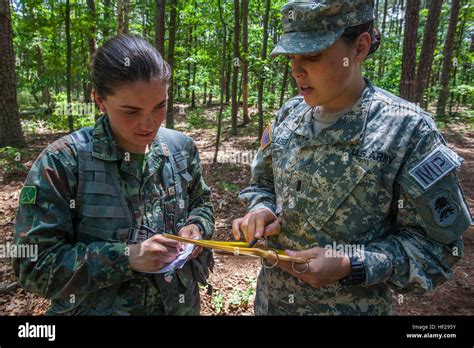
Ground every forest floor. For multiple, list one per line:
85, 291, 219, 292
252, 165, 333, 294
0, 105, 473, 315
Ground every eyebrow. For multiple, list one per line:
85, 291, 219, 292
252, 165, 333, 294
118, 99, 167, 110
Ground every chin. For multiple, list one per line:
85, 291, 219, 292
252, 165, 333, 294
303, 96, 318, 107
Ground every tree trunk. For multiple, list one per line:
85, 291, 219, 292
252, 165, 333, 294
35, 45, 52, 110
279, 61, 289, 108
225, 46, 231, 103
241, 0, 250, 125
66, 0, 73, 132
185, 25, 193, 102
399, 0, 420, 101
166, 0, 178, 129
415, 0, 442, 107
436, 0, 461, 116
257, 0, 271, 139
0, 0, 25, 147
214, 0, 227, 163
155, 0, 166, 57
230, 0, 240, 135
103, 0, 111, 39
123, 0, 129, 34
117, 0, 123, 34
377, 0, 389, 79
85, 0, 97, 103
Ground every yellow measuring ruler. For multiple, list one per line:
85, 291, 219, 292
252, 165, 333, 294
163, 233, 308, 264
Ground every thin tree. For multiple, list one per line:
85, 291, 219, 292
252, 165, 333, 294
377, 0, 389, 79
85, 0, 97, 103
65, 0, 73, 132
166, 0, 178, 129
241, 0, 250, 125
214, 0, 228, 163
415, 0, 442, 107
123, 0, 130, 34
230, 0, 240, 135
103, 0, 111, 39
118, 0, 123, 34
0, 0, 25, 147
436, 0, 461, 116
400, 0, 420, 101
155, 0, 166, 57
279, 61, 289, 108
257, 0, 271, 139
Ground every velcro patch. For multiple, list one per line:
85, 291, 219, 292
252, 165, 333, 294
260, 124, 273, 151
20, 185, 37, 205
408, 145, 462, 190
429, 190, 459, 227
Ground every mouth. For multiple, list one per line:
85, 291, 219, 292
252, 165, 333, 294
135, 131, 155, 138
298, 85, 314, 96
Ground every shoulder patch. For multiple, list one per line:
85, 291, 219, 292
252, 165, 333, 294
408, 145, 462, 190
429, 190, 460, 227
260, 124, 273, 151
20, 185, 37, 205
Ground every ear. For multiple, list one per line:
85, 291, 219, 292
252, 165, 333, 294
92, 89, 107, 114
354, 32, 371, 63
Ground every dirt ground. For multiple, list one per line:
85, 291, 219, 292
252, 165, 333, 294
0, 107, 473, 315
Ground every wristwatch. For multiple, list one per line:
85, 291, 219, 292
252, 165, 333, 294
339, 253, 366, 286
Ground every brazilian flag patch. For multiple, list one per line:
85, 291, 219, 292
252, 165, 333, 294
20, 185, 37, 205
260, 124, 272, 151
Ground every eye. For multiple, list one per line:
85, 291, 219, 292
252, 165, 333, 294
124, 110, 138, 116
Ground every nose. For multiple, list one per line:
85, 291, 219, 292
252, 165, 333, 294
139, 112, 156, 131
291, 58, 306, 79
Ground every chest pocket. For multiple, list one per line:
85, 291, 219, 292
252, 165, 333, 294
278, 155, 368, 244
304, 163, 367, 232
75, 153, 133, 243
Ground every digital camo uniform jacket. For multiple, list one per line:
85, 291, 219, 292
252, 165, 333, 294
240, 80, 472, 315
13, 115, 214, 315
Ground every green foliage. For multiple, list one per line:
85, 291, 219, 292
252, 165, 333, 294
0, 146, 27, 174
211, 291, 225, 314
10, 0, 474, 137
221, 181, 239, 193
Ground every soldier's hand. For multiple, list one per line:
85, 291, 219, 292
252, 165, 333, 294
231, 208, 281, 242
277, 247, 351, 288
178, 224, 203, 259
128, 234, 183, 272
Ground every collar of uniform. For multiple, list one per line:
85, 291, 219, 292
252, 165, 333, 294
91, 115, 168, 161
293, 79, 375, 145
91, 115, 124, 161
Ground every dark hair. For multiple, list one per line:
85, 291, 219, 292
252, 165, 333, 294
340, 21, 381, 57
91, 34, 171, 98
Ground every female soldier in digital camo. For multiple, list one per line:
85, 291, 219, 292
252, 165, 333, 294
232, 0, 472, 315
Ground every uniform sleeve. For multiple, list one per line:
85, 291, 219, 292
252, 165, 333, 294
239, 142, 277, 214
239, 97, 305, 214
12, 146, 134, 300
362, 130, 472, 293
184, 141, 215, 239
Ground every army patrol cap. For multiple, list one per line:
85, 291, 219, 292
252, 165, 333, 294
271, 0, 375, 57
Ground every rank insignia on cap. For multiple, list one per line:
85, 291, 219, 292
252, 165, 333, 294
260, 124, 273, 151
20, 185, 37, 205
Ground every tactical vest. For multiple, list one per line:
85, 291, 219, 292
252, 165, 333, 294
48, 125, 212, 315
